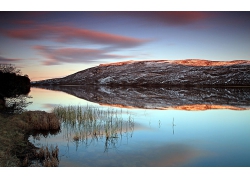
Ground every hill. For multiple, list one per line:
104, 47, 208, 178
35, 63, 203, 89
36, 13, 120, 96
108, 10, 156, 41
32, 59, 250, 87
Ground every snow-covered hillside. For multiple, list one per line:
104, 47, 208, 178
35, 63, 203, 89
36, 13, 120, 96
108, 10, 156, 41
32, 59, 250, 86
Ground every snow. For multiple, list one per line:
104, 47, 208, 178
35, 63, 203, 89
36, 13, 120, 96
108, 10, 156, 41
34, 59, 250, 86
99, 76, 112, 84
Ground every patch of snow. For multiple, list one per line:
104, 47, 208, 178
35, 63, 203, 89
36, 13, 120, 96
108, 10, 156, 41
99, 76, 112, 84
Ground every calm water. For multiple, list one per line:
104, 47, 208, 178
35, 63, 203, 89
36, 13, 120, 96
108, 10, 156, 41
27, 87, 250, 167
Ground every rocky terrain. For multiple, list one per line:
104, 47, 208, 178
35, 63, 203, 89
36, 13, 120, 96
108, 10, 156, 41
32, 59, 250, 87
33, 85, 250, 110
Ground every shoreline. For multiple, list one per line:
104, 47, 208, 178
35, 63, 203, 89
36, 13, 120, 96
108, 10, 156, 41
0, 111, 60, 167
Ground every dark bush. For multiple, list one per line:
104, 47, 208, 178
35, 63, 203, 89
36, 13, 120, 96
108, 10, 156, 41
0, 64, 31, 114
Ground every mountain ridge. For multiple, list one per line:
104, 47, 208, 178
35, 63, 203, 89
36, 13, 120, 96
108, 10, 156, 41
32, 59, 250, 87
99, 59, 250, 67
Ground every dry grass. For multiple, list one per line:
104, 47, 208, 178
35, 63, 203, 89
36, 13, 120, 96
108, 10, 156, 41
21, 111, 60, 130
0, 111, 60, 167
0, 114, 34, 166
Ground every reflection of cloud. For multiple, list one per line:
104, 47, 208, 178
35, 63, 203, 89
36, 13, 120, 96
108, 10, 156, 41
145, 143, 207, 166
42, 103, 58, 110
111, 143, 209, 167
56, 142, 209, 167
33, 45, 133, 65
3, 24, 150, 48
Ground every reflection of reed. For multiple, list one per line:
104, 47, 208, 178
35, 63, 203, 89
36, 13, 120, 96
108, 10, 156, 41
35, 145, 59, 167
53, 105, 134, 152
22, 144, 59, 167
172, 118, 176, 135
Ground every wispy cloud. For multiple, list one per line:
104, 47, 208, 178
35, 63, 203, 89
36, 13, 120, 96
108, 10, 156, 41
96, 11, 212, 26
1, 11, 212, 28
0, 56, 22, 64
2, 24, 150, 48
12, 20, 35, 26
0, 21, 150, 65
33, 45, 133, 65
131, 11, 211, 25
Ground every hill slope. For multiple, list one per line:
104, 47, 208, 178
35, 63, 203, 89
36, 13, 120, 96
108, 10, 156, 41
32, 59, 250, 87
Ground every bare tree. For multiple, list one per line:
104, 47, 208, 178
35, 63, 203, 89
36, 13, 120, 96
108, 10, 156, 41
0, 64, 22, 75
4, 95, 32, 114
0, 64, 31, 114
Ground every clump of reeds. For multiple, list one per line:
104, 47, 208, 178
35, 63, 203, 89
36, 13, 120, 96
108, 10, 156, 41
53, 105, 134, 151
22, 111, 60, 131
54, 105, 119, 121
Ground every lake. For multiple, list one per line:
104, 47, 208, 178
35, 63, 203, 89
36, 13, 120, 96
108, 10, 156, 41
26, 86, 250, 167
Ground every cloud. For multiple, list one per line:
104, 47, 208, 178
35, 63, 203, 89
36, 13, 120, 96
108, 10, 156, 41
4, 28, 43, 40
12, 20, 35, 26
0, 11, 211, 27
33, 45, 133, 65
95, 11, 212, 26
0, 56, 21, 64
2, 24, 150, 48
132, 11, 211, 25
0, 11, 48, 25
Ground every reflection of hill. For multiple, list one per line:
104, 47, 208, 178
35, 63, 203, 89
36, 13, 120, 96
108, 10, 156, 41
34, 85, 250, 110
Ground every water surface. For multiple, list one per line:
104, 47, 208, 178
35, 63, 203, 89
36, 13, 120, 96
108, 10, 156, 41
27, 86, 250, 167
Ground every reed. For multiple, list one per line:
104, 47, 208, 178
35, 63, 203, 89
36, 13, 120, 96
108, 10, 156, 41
53, 105, 134, 151
22, 111, 60, 131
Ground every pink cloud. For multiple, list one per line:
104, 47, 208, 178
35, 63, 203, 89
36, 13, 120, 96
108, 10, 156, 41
3, 24, 150, 48
0, 56, 22, 64
97, 11, 212, 26
33, 45, 132, 65
6, 28, 43, 40
144, 11, 211, 25
12, 20, 35, 26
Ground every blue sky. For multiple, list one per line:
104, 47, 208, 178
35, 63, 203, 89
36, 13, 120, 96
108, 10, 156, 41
0, 11, 250, 81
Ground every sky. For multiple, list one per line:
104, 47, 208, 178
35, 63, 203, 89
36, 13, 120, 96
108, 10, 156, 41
0, 10, 250, 81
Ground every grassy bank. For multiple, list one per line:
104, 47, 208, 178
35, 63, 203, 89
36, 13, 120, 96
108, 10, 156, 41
0, 105, 134, 166
0, 111, 60, 167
